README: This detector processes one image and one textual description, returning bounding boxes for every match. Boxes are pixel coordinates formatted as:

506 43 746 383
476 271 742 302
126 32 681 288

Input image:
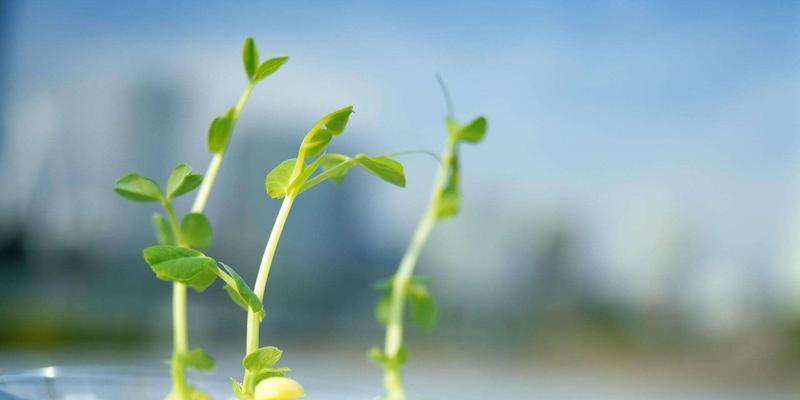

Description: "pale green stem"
382 137 455 400
163 200 190 399
163 81 255 400
243 195 296 387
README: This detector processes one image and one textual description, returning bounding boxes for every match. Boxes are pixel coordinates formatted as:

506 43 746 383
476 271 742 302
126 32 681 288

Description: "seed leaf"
152 213 176 245
208 108 236 153
183 348 215 371
114 173 162 202
265 159 296 199
409 284 438 330
243 37 259 80
181 212 212 249
455 116 487 143
253 57 289 83
167 164 203 200
356 155 406 187
142 245 218 292
243 346 283 371
217 262 264 318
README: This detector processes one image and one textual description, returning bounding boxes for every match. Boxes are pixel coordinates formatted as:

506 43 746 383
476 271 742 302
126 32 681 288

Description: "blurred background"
0 1 798 398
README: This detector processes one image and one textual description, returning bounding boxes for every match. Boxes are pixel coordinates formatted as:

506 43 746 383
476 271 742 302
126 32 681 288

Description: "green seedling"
224 105 408 400
370 77 487 400
114 37 288 400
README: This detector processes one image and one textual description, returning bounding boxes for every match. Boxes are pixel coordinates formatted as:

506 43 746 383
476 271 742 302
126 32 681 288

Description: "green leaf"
152 213 176 245
183 348 215 371
243 37 259 80
142 245 218 292
253 57 289 82
455 116 487 143
208 108 236 153
436 152 460 219
319 154 351 184
181 212 212 249
409 284 437 330
396 345 408 365
252 367 291 384
322 105 354 136
114 173 162 202
374 292 391 326
167 164 203 199
368 346 406 366
287 155 328 194
301 129 333 157
265 159 296 199
356 155 406 187
218 262 264 318
243 346 283 371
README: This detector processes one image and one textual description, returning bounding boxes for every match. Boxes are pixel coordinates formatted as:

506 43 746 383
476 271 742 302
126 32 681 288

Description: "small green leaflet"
217 262 264 318
318 154 351 184
409 283 438 330
301 129 333 157
142 245 218 292
455 116 487 143
151 213 176 245
166 164 203 200
356 155 406 187
114 173 162 202
253 57 289 83
265 159 296 199
208 108 236 153
242 346 283 371
181 212 212 249
322 105 354 136
243 37 259 81
183 348 215 371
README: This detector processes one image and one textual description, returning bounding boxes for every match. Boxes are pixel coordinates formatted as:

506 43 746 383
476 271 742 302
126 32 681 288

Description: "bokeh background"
0 1 799 399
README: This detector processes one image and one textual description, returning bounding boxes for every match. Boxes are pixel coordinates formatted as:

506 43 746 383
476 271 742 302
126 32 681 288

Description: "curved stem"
243 195 296 387
382 137 455 400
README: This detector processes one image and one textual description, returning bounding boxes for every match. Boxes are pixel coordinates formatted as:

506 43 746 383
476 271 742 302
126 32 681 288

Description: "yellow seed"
254 377 305 400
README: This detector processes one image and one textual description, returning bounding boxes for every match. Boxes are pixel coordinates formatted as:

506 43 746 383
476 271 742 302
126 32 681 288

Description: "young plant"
227 105 408 400
114 37 288 400
370 78 487 400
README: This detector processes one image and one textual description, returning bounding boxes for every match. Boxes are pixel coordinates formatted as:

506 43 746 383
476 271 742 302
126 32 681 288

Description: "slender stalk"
163 200 190 398
163 81 255 400
243 195 296 385
382 137 455 400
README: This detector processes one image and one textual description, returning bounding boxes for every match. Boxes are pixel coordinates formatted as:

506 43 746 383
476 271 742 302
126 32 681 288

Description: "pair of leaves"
240 346 291 391
299 106 354 158
265 153 406 199
217 262 264 319
374 275 438 331
434 116 488 219
151 212 212 249
142 246 218 292
141 246 261 316
242 37 289 84
114 164 203 203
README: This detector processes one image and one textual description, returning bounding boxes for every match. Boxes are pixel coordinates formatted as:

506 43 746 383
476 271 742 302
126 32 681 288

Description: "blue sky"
4 0 800 305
